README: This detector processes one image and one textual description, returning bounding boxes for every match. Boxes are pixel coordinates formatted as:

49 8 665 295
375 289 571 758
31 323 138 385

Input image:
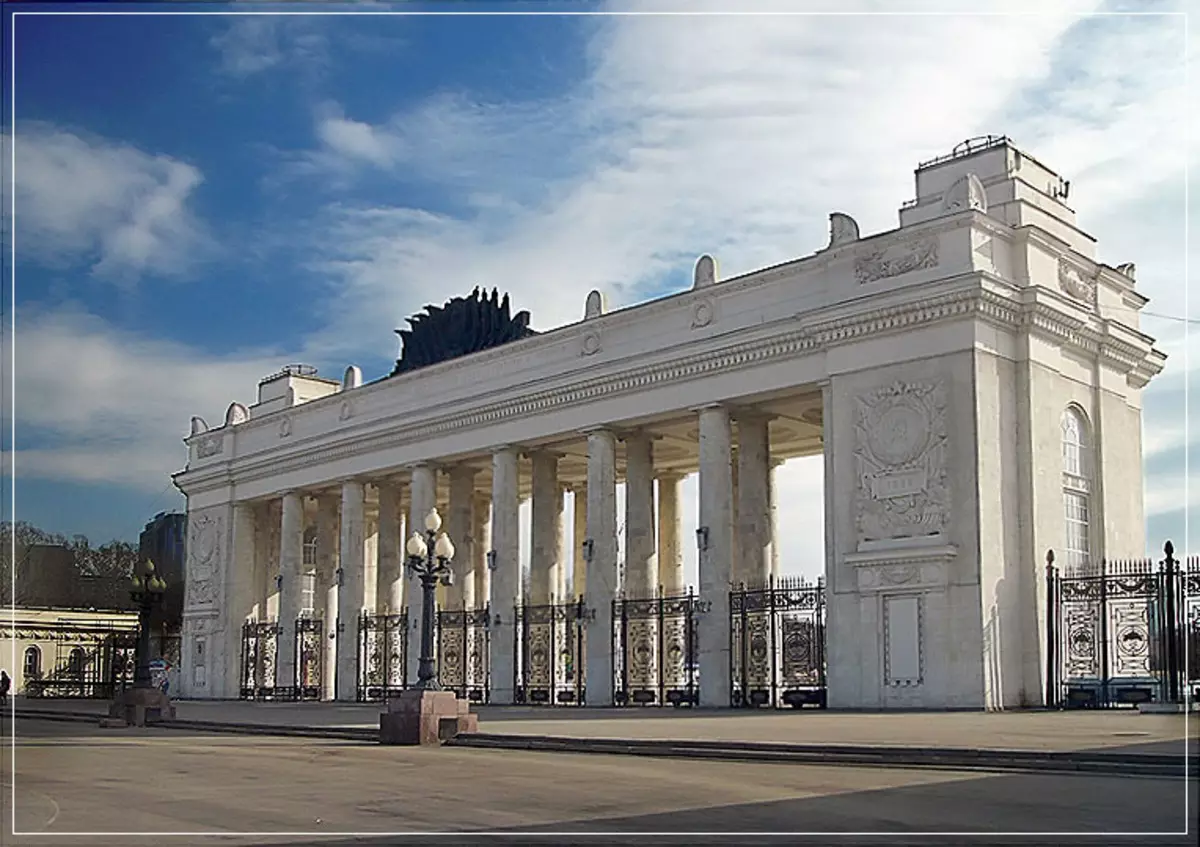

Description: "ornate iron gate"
239 621 279 700
613 590 703 706
1045 544 1199 708
729 577 827 709
356 612 408 701
436 606 491 703
295 617 323 701
514 599 587 705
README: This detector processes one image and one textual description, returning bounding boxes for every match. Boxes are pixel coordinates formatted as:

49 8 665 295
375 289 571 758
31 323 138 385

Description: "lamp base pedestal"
379 689 478 745
104 685 176 728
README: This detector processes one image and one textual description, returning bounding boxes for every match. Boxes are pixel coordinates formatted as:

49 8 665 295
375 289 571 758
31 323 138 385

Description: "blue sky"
1 1 1195 581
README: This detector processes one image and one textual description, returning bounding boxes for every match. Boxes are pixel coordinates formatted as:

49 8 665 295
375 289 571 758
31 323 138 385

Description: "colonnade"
240 407 782 705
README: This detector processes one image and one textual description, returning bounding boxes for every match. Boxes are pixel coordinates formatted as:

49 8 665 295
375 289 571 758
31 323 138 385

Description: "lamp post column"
407 464 438 685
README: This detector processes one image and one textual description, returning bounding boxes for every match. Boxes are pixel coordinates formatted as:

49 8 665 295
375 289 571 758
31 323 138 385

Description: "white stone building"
174 136 1165 710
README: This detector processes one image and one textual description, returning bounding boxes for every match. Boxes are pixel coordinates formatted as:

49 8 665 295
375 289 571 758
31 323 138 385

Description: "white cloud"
2 307 286 492
14 3 1196 568
210 16 328 79
5 124 211 283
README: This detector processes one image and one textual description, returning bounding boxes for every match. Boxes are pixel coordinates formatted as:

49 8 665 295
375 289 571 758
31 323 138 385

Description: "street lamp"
130 559 167 689
405 508 455 691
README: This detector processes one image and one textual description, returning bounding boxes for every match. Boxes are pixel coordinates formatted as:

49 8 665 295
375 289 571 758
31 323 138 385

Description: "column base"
379 689 479 745
105 686 177 727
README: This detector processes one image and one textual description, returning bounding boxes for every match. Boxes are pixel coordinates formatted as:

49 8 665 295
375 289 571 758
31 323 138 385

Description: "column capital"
580 425 615 437
491 443 524 456
656 470 686 483
527 447 566 461
690 402 731 416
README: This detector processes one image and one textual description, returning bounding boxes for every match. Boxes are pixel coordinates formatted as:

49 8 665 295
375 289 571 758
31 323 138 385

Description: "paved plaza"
3 717 1197 845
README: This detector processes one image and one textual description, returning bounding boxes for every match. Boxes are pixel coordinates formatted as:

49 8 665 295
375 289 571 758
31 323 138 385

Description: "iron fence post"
1163 541 1180 702
1045 551 1057 709
1099 561 1110 708
769 574 778 709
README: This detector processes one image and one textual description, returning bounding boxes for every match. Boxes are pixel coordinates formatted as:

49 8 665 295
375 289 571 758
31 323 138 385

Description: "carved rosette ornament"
853 380 950 543
1058 259 1097 305
185 510 224 608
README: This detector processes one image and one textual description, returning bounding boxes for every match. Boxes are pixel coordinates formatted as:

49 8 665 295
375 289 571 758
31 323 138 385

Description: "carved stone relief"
854 380 949 544
581 331 602 357
855 238 940 284
339 400 354 421
279 417 292 438
185 509 225 609
1058 259 1097 305
691 298 715 329
196 434 223 459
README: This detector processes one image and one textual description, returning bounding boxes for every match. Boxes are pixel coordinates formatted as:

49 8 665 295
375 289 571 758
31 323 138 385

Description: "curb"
13 709 1196 778
445 733 1199 778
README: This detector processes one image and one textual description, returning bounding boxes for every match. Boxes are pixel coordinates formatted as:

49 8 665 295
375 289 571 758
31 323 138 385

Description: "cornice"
176 279 1165 497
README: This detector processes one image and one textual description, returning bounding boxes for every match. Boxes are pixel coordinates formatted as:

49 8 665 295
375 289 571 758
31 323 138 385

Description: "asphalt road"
4 718 1196 846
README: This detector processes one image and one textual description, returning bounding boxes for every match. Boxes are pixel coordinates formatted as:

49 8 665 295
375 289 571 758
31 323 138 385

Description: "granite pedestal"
104 686 177 728
379 689 479 745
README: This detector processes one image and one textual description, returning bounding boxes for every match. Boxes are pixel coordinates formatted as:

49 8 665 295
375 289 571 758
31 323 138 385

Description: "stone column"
375 482 402 614
572 484 587 600
623 432 657 600
657 473 684 595
490 447 521 704
770 460 783 581
730 447 741 588
555 483 569 601
584 429 618 707
737 413 772 589
335 481 365 702
275 491 304 696
530 451 562 606
473 492 491 610
407 464 438 684
447 466 477 612
223 503 258 699
314 494 339 701
697 405 734 707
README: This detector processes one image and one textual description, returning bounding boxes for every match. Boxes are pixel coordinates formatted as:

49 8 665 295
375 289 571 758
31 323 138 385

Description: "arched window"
68 647 86 678
1061 407 1092 570
23 646 41 680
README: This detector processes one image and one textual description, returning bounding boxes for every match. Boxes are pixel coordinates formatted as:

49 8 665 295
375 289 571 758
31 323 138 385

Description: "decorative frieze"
855 238 940 284
853 380 949 545
196 434 223 459
1058 258 1097 306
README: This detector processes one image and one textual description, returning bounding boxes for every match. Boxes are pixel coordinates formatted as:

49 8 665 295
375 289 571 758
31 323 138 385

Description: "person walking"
0 670 11 705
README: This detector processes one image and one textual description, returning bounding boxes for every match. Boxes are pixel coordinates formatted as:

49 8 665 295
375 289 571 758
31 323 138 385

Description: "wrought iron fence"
729 576 827 709
21 626 137 699
514 599 588 705
295 617 324 701
1046 543 1198 709
613 589 703 706
239 621 279 700
356 612 408 702
436 606 491 703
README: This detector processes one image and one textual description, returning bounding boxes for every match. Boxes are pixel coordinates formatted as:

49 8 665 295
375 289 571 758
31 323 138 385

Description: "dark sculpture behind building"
391 287 536 376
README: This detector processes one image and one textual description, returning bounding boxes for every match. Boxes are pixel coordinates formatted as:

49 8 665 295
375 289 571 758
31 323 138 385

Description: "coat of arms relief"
853 380 950 545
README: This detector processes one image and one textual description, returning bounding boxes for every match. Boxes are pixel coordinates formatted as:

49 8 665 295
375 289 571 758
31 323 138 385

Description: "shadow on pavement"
216 767 1199 846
